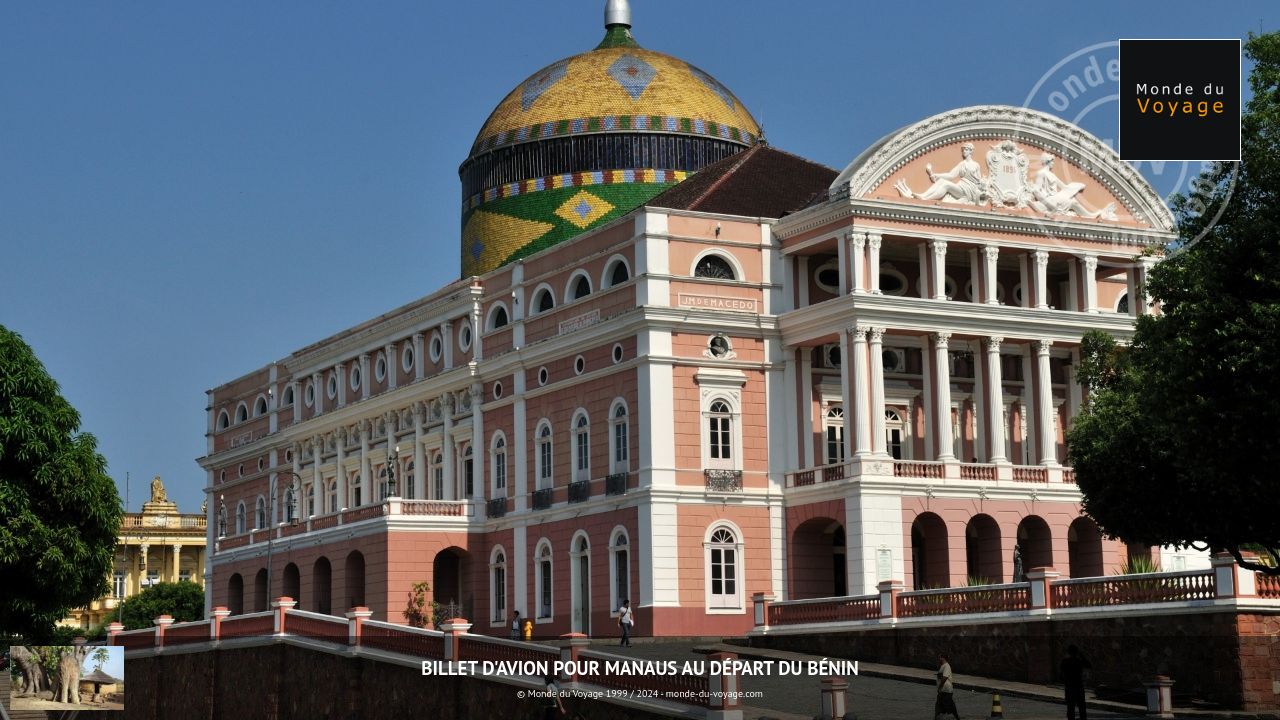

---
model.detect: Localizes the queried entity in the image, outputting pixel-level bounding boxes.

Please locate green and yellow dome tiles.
[457,0,761,277]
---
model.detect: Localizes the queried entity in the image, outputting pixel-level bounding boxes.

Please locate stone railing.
[1062,468,1077,483]
[959,463,997,481]
[216,499,473,553]
[360,619,444,659]
[704,469,743,492]
[398,500,471,517]
[893,460,944,479]
[219,611,275,639]
[753,557,1276,632]
[287,609,351,644]
[1011,465,1049,483]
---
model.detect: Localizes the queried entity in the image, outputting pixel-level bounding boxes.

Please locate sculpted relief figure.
[895,142,989,205]
[1031,153,1119,220]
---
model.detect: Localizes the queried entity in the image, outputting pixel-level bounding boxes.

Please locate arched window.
[255,496,266,530]
[490,548,507,623]
[568,273,591,301]
[611,529,630,613]
[706,400,734,467]
[610,402,629,473]
[284,485,296,523]
[535,541,553,619]
[327,481,337,513]
[235,403,248,424]
[573,413,590,482]
[537,423,553,490]
[488,304,509,330]
[533,287,555,314]
[491,435,507,492]
[350,471,363,508]
[235,501,246,534]
[694,254,737,280]
[886,408,907,460]
[605,258,630,287]
[825,406,845,464]
[706,526,742,610]
[283,385,295,406]
[254,396,268,417]
[305,484,315,517]
[432,451,444,499]
[217,410,230,431]
[1116,292,1130,314]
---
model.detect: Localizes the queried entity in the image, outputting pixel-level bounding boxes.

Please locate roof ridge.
[686,144,763,211]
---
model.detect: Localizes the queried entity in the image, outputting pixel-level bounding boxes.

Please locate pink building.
[201,2,1181,639]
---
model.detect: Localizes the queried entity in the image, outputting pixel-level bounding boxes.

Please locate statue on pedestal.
[150,475,167,503]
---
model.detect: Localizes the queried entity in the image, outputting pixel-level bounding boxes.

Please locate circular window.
[708,335,731,359]
[459,324,473,352]
[304,382,315,407]
[944,276,958,300]
[285,449,293,463]
[814,259,840,293]
[882,350,903,373]
[402,344,415,372]
[429,333,443,363]
[964,279,1006,303]
[375,353,387,382]
[257,458,265,471]
[1013,284,1025,306]
[219,470,226,482]
[350,366,361,391]
[826,344,842,368]
[879,266,909,296]
[612,343,624,364]
[238,463,244,477]
[574,355,585,375]
[327,374,338,399]
[493,381,503,400]
[538,367,549,387]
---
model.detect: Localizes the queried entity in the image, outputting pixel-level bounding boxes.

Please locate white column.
[1126,267,1139,317]
[850,326,871,457]
[413,404,425,500]
[470,384,483,499]
[983,246,1000,305]
[967,248,980,304]
[985,337,1007,463]
[917,243,929,299]
[335,363,346,407]
[359,353,370,401]
[441,321,454,370]
[413,333,425,380]
[1019,348,1034,465]
[1035,340,1058,466]
[920,339,934,460]
[311,436,322,512]
[359,422,372,500]
[471,304,484,362]
[929,240,948,300]
[312,372,324,414]
[292,444,303,515]
[868,327,887,455]
[1137,259,1155,315]
[172,544,181,582]
[971,340,986,462]
[291,382,302,424]
[441,395,455,500]
[385,344,398,390]
[1082,256,1099,313]
[849,231,867,294]
[867,232,882,294]
[836,233,847,295]
[1033,250,1049,309]
[801,348,816,468]
[838,330,853,462]
[933,333,954,460]
[1066,259,1080,311]
[335,430,347,509]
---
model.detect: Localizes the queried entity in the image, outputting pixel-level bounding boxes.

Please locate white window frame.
[535,539,554,622]
[565,270,593,303]
[432,451,444,500]
[824,406,845,465]
[609,399,630,474]
[235,402,249,424]
[486,302,510,331]
[253,395,268,417]
[490,546,507,625]
[349,471,363,508]
[530,283,556,315]
[879,264,910,297]
[689,248,743,281]
[113,572,127,599]
[571,410,590,483]
[609,526,630,615]
[217,410,230,431]
[429,332,443,363]
[254,496,267,530]
[701,395,741,470]
[704,522,745,613]
[236,501,246,533]
[491,432,507,494]
[601,254,631,288]
[327,480,338,513]
[536,420,553,490]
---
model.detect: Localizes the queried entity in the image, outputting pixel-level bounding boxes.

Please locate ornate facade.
[201,2,1193,638]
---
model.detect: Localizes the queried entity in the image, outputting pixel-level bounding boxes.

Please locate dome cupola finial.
[604,0,631,29]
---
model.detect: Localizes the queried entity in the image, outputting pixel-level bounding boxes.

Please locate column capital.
[867,326,886,344]
[441,319,453,330]
[1033,249,1050,266]
[1035,339,1053,355]
[412,331,424,341]
[982,245,1000,260]
[359,352,369,362]
[867,231,882,248]
[847,325,869,340]
[929,238,948,255]
[1080,254,1099,270]
[845,229,867,247]
[932,331,952,349]
[985,336,1004,351]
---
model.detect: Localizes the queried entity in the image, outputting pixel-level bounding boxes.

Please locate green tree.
[117,581,205,630]
[0,326,122,639]
[1067,33,1280,574]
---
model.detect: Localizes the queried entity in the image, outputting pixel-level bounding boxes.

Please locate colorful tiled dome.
[458,0,761,277]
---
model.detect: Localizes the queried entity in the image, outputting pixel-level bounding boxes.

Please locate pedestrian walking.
[935,653,961,720]
[617,599,634,647]
[1061,644,1092,720]
[511,610,522,641]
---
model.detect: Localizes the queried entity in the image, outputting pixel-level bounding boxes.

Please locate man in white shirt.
[935,653,960,720]
[617,599,634,647]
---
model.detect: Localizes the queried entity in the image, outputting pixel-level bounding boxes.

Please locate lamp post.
[266,469,303,607]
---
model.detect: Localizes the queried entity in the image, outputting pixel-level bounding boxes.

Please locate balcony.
[213,498,473,554]
[704,469,743,493]
[486,497,507,519]
[605,472,628,496]
[568,479,590,504]
[532,487,553,511]
[783,458,1077,488]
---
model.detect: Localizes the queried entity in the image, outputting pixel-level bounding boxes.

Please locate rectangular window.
[434,466,444,499]
[615,551,628,608]
[493,569,506,620]
[495,452,506,489]
[464,458,473,497]
[614,422,628,464]
[146,571,159,588]
[113,572,126,598]
[709,417,732,460]
[540,562,552,618]
[539,441,552,489]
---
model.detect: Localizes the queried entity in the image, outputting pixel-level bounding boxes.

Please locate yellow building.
[61,476,208,629]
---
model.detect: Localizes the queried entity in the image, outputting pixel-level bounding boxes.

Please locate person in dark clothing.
[1061,644,1092,720]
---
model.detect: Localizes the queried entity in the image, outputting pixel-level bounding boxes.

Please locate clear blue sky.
[83,645,125,682]
[1,1,1272,514]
